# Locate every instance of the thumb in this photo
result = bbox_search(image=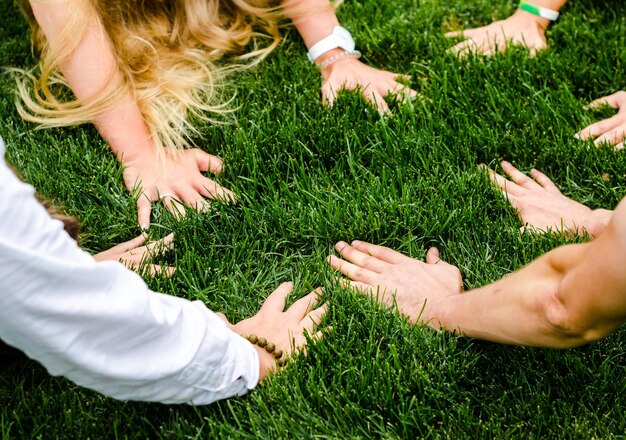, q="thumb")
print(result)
[425,247,441,264]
